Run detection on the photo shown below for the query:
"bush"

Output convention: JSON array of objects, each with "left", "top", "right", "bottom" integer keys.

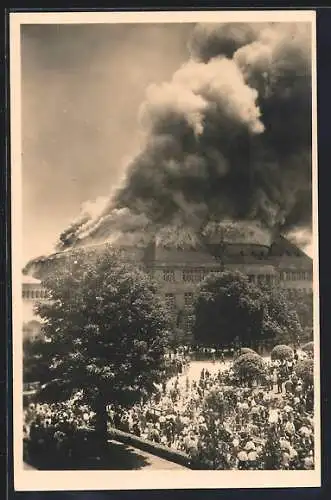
[
  {"left": 294, "top": 359, "right": 314, "bottom": 385},
  {"left": 235, "top": 347, "right": 257, "bottom": 359},
  {"left": 302, "top": 342, "right": 314, "bottom": 355},
  {"left": 270, "top": 344, "right": 294, "bottom": 361},
  {"left": 233, "top": 352, "right": 266, "bottom": 385}
]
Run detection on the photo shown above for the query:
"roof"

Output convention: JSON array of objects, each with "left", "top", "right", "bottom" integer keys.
[{"left": 270, "top": 235, "right": 312, "bottom": 261}]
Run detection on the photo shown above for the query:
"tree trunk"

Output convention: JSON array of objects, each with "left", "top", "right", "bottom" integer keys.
[{"left": 93, "top": 397, "right": 109, "bottom": 458}]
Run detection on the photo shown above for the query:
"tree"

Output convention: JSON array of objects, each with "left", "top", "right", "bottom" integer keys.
[
  {"left": 260, "top": 285, "right": 303, "bottom": 346},
  {"left": 233, "top": 352, "right": 267, "bottom": 386},
  {"left": 193, "top": 271, "right": 264, "bottom": 347},
  {"left": 294, "top": 359, "right": 314, "bottom": 386},
  {"left": 33, "top": 246, "right": 171, "bottom": 442},
  {"left": 302, "top": 341, "right": 314, "bottom": 356},
  {"left": 270, "top": 345, "right": 294, "bottom": 361},
  {"left": 234, "top": 347, "right": 257, "bottom": 359},
  {"left": 23, "top": 337, "right": 44, "bottom": 384},
  {"left": 287, "top": 290, "right": 313, "bottom": 330},
  {"left": 193, "top": 270, "right": 302, "bottom": 347}
]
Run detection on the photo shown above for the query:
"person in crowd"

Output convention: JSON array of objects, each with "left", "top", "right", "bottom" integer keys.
[
  {"left": 277, "top": 371, "right": 283, "bottom": 394},
  {"left": 24, "top": 345, "right": 314, "bottom": 471},
  {"left": 294, "top": 349, "right": 299, "bottom": 363}
]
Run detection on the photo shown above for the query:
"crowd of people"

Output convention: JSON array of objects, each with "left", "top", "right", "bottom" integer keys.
[{"left": 23, "top": 346, "right": 314, "bottom": 470}]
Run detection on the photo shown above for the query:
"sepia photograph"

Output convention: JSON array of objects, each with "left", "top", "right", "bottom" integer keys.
[{"left": 10, "top": 10, "right": 320, "bottom": 491}]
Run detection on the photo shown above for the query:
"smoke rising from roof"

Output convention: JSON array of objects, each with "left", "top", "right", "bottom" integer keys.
[{"left": 56, "top": 21, "right": 312, "bottom": 251}]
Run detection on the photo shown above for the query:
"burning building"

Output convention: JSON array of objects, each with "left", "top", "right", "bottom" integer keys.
[
  {"left": 22, "top": 22, "right": 314, "bottom": 342},
  {"left": 23, "top": 220, "right": 312, "bottom": 343}
]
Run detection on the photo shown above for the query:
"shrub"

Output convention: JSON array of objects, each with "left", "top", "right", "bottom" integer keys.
[
  {"left": 236, "top": 347, "right": 257, "bottom": 357},
  {"left": 270, "top": 344, "right": 294, "bottom": 361},
  {"left": 294, "top": 359, "right": 314, "bottom": 385},
  {"left": 302, "top": 341, "right": 314, "bottom": 355},
  {"left": 233, "top": 352, "right": 266, "bottom": 385}
]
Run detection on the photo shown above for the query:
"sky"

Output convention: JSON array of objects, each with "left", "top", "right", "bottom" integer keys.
[
  {"left": 21, "top": 23, "right": 192, "bottom": 262},
  {"left": 20, "top": 22, "right": 313, "bottom": 263}
]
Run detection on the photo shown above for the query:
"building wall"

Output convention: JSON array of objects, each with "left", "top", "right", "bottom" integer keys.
[
  {"left": 147, "top": 244, "right": 312, "bottom": 340},
  {"left": 22, "top": 282, "right": 48, "bottom": 340},
  {"left": 24, "top": 236, "right": 313, "bottom": 342}
]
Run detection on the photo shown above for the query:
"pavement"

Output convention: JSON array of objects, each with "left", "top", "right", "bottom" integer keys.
[
  {"left": 106, "top": 439, "right": 188, "bottom": 470},
  {"left": 23, "top": 439, "right": 188, "bottom": 471},
  {"left": 167, "top": 359, "right": 231, "bottom": 390}
]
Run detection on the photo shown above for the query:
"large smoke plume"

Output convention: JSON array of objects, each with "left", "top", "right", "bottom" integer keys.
[{"left": 56, "top": 21, "right": 312, "bottom": 251}]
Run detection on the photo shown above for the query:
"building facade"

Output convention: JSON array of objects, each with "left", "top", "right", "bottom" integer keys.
[
  {"left": 22, "top": 273, "right": 47, "bottom": 340},
  {"left": 23, "top": 227, "right": 313, "bottom": 344}
]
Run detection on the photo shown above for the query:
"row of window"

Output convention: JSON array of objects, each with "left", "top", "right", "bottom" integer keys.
[
  {"left": 285, "top": 288, "right": 312, "bottom": 296},
  {"left": 22, "top": 289, "right": 47, "bottom": 300},
  {"left": 163, "top": 268, "right": 312, "bottom": 283},
  {"left": 248, "top": 274, "right": 275, "bottom": 284},
  {"left": 163, "top": 268, "right": 219, "bottom": 283},
  {"left": 157, "top": 246, "right": 301, "bottom": 258},
  {"left": 279, "top": 271, "right": 312, "bottom": 281}
]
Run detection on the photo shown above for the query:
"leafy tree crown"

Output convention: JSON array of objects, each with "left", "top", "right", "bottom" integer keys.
[
  {"left": 270, "top": 344, "right": 294, "bottom": 361},
  {"left": 32, "top": 246, "right": 171, "bottom": 409}
]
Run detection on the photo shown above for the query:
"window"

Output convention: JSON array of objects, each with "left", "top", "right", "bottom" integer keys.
[
  {"left": 183, "top": 315, "right": 194, "bottom": 332},
  {"left": 165, "top": 293, "right": 176, "bottom": 311},
  {"left": 182, "top": 268, "right": 204, "bottom": 282},
  {"left": 163, "top": 269, "right": 175, "bottom": 282},
  {"left": 184, "top": 292, "right": 194, "bottom": 307}
]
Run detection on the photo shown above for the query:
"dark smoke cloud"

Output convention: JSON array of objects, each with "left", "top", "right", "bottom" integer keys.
[{"left": 56, "top": 21, "right": 312, "bottom": 251}]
